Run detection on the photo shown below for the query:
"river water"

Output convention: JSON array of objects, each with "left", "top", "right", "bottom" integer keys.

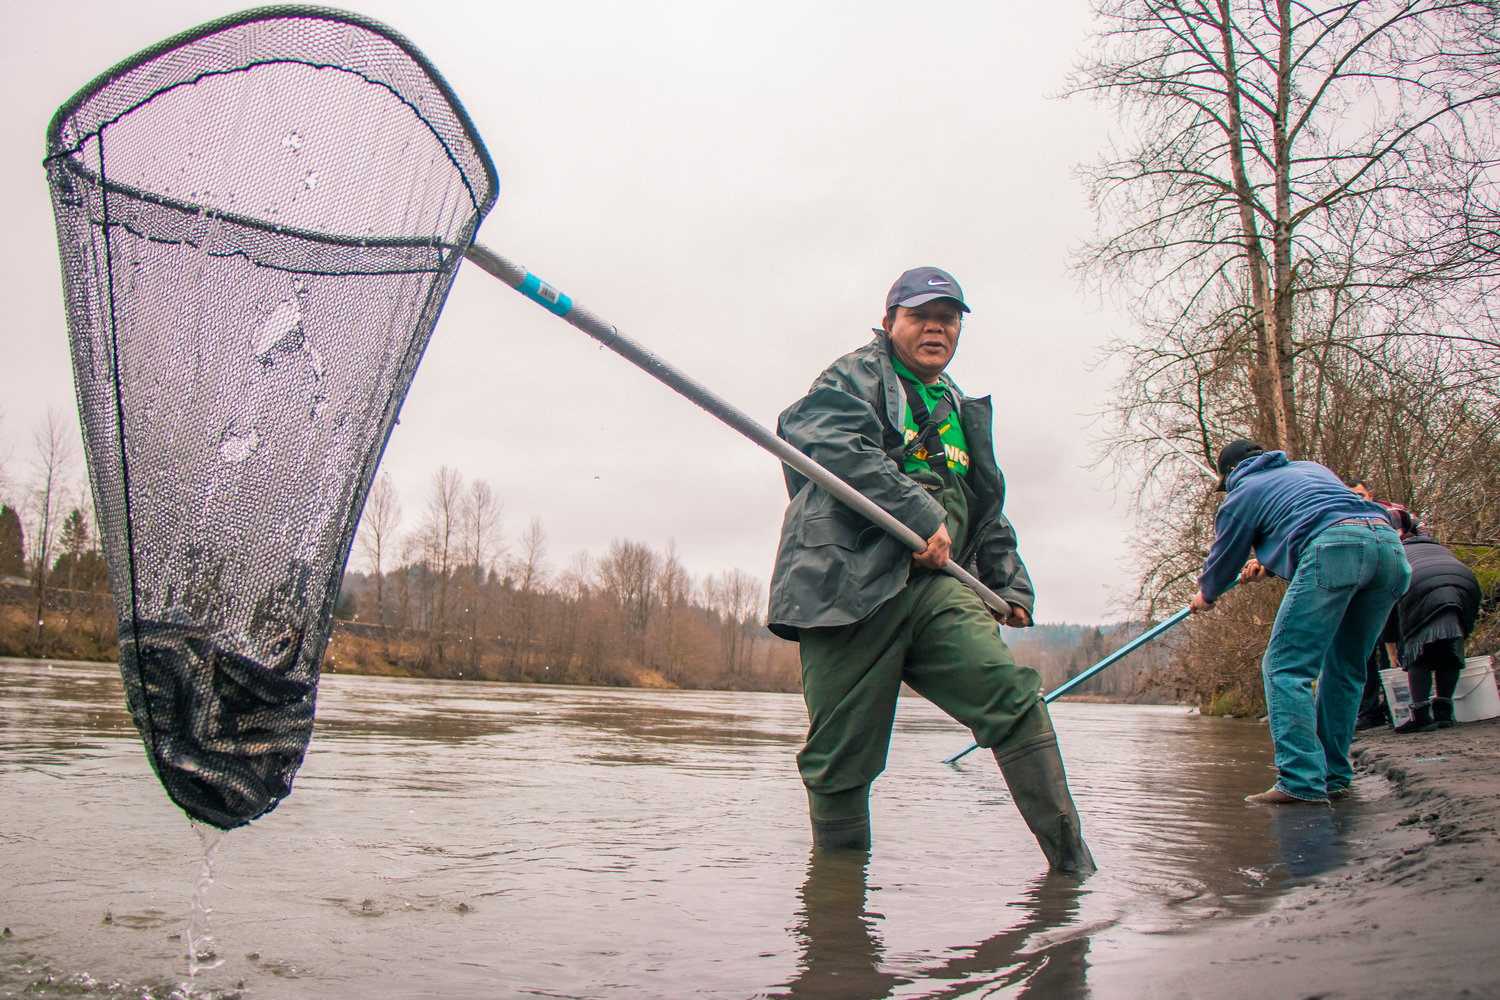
[{"left": 0, "top": 658, "right": 1384, "bottom": 999}]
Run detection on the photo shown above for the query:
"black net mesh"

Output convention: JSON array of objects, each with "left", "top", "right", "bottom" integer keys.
[{"left": 44, "top": 6, "right": 497, "bottom": 829}]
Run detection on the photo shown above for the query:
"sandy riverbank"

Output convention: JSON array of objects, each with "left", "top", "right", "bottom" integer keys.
[{"left": 1101, "top": 715, "right": 1500, "bottom": 999}]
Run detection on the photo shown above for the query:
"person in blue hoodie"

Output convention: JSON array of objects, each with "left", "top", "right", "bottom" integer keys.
[{"left": 1190, "top": 440, "right": 1411, "bottom": 804}]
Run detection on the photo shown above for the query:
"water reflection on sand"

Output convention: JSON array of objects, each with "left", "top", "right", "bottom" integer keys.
[{"left": 0, "top": 659, "right": 1374, "bottom": 998}]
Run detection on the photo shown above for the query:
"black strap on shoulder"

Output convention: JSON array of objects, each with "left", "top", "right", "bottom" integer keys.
[{"left": 899, "top": 377, "right": 954, "bottom": 477}]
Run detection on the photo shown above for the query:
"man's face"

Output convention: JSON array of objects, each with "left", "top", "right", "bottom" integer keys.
[
  {"left": 1351, "top": 483, "right": 1374, "bottom": 501},
  {"left": 882, "top": 300, "right": 963, "bottom": 383}
]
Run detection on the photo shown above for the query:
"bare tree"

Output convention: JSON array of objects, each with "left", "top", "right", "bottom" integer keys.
[
  {"left": 415, "top": 466, "right": 463, "bottom": 667},
  {"left": 27, "top": 412, "right": 76, "bottom": 646},
  {"left": 1117, "top": 321, "right": 1500, "bottom": 706},
  {"left": 459, "top": 478, "right": 502, "bottom": 672},
  {"left": 394, "top": 532, "right": 419, "bottom": 643},
  {"left": 1070, "top": 0, "right": 1500, "bottom": 452},
  {"left": 509, "top": 516, "right": 549, "bottom": 674},
  {"left": 708, "top": 568, "right": 764, "bottom": 680},
  {"left": 514, "top": 516, "right": 549, "bottom": 596},
  {"left": 597, "top": 539, "right": 660, "bottom": 634},
  {"left": 1071, "top": 1, "right": 1500, "bottom": 703},
  {"left": 655, "top": 542, "right": 693, "bottom": 684},
  {"left": 551, "top": 549, "right": 593, "bottom": 679},
  {"left": 356, "top": 472, "right": 402, "bottom": 638}
]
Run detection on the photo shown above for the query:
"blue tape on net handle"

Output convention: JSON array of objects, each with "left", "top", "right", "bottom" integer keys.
[{"left": 519, "top": 272, "right": 573, "bottom": 316}]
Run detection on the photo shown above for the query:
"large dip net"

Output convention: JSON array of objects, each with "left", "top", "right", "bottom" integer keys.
[{"left": 44, "top": 7, "right": 497, "bottom": 828}]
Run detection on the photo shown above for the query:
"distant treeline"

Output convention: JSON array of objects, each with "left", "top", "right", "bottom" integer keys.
[
  {"left": 331, "top": 466, "right": 1182, "bottom": 696},
  {"left": 328, "top": 546, "right": 799, "bottom": 691},
  {"left": 0, "top": 578, "right": 1175, "bottom": 708},
  {"left": 0, "top": 438, "right": 1174, "bottom": 699},
  {"left": 329, "top": 466, "right": 800, "bottom": 688}
]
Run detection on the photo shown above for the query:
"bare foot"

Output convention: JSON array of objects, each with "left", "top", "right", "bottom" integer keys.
[{"left": 1245, "top": 787, "right": 1327, "bottom": 805}]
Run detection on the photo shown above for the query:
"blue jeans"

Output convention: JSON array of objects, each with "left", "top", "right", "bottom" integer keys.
[{"left": 1263, "top": 522, "right": 1410, "bottom": 800}]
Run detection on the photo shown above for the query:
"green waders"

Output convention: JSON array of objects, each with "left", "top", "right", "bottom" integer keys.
[{"left": 797, "top": 473, "right": 1095, "bottom": 875}]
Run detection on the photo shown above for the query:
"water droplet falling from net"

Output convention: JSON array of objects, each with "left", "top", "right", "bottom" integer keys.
[
  {"left": 185, "top": 822, "right": 225, "bottom": 981},
  {"left": 43, "top": 8, "right": 497, "bottom": 828}
]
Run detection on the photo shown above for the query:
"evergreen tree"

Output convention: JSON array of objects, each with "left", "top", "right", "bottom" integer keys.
[
  {"left": 55, "top": 509, "right": 88, "bottom": 591},
  {"left": 0, "top": 505, "right": 24, "bottom": 577}
]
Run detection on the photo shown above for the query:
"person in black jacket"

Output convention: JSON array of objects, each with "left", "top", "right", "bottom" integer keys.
[
  {"left": 1391, "top": 531, "right": 1483, "bottom": 732},
  {"left": 1344, "top": 479, "right": 1418, "bottom": 730}
]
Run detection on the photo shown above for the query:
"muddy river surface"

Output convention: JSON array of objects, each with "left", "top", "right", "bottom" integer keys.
[{"left": 0, "top": 658, "right": 1383, "bottom": 999}]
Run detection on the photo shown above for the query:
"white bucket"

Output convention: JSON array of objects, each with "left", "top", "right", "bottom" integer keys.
[
  {"left": 1381, "top": 668, "right": 1413, "bottom": 728},
  {"left": 1456, "top": 655, "right": 1500, "bottom": 723},
  {"left": 1380, "top": 657, "right": 1499, "bottom": 726}
]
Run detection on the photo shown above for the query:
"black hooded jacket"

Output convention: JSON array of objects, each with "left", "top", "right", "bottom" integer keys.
[{"left": 1397, "top": 534, "right": 1482, "bottom": 646}]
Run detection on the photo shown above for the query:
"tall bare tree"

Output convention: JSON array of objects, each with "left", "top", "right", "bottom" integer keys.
[
  {"left": 655, "top": 542, "right": 693, "bottom": 684},
  {"left": 1070, "top": 0, "right": 1500, "bottom": 452},
  {"left": 509, "top": 516, "right": 549, "bottom": 673},
  {"left": 552, "top": 550, "right": 593, "bottom": 678},
  {"left": 416, "top": 466, "right": 463, "bottom": 666},
  {"left": 27, "top": 412, "right": 76, "bottom": 645},
  {"left": 514, "top": 517, "right": 548, "bottom": 593},
  {"left": 394, "top": 533, "right": 419, "bottom": 645},
  {"left": 1071, "top": 0, "right": 1500, "bottom": 705},
  {"left": 356, "top": 472, "right": 402, "bottom": 638},
  {"left": 597, "top": 539, "right": 660, "bottom": 634},
  {"left": 708, "top": 568, "right": 763, "bottom": 680},
  {"left": 459, "top": 478, "right": 502, "bottom": 672}
]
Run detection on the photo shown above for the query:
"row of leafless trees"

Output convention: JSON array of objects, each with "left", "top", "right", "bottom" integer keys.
[
  {"left": 0, "top": 409, "right": 90, "bottom": 650},
  {"left": 345, "top": 467, "right": 800, "bottom": 689},
  {"left": 0, "top": 406, "right": 797, "bottom": 687},
  {"left": 1072, "top": 0, "right": 1500, "bottom": 711},
  {"left": 1, "top": 406, "right": 1197, "bottom": 700}
]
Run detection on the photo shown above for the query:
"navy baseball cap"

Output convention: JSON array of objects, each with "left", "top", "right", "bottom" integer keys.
[
  {"left": 1214, "top": 439, "right": 1264, "bottom": 491},
  {"left": 885, "top": 267, "right": 970, "bottom": 313}
]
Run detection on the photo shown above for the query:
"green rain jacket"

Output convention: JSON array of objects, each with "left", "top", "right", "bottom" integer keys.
[{"left": 767, "top": 333, "right": 1034, "bottom": 640}]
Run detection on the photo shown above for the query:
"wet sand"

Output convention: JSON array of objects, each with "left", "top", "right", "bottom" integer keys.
[{"left": 1103, "top": 715, "right": 1500, "bottom": 999}]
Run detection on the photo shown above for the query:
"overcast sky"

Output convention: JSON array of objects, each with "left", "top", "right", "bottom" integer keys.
[{"left": 1, "top": 0, "right": 1145, "bottom": 625}]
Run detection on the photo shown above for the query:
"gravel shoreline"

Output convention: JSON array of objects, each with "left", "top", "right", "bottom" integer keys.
[{"left": 1099, "top": 715, "right": 1500, "bottom": 999}]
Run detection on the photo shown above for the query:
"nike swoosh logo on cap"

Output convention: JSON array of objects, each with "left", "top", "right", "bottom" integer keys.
[{"left": 927, "top": 279, "right": 950, "bottom": 286}]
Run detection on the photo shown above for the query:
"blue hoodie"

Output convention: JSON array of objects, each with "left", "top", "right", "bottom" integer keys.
[{"left": 1198, "top": 452, "right": 1394, "bottom": 602}]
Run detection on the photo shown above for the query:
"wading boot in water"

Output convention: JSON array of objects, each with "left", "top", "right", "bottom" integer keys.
[
  {"left": 808, "top": 785, "right": 872, "bottom": 850},
  {"left": 1394, "top": 700, "right": 1436, "bottom": 734},
  {"left": 993, "top": 735, "right": 1096, "bottom": 877},
  {"left": 1432, "top": 696, "right": 1456, "bottom": 729}
]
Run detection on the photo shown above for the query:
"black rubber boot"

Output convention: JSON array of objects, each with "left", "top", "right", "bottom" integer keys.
[
  {"left": 993, "top": 734, "right": 1097, "bottom": 877},
  {"left": 1394, "top": 700, "right": 1436, "bottom": 734},
  {"left": 1432, "top": 696, "right": 1456, "bottom": 729},
  {"left": 808, "top": 785, "right": 872, "bottom": 851}
]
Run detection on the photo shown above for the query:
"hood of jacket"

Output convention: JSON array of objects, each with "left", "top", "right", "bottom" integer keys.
[{"left": 1225, "top": 449, "right": 1290, "bottom": 490}]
